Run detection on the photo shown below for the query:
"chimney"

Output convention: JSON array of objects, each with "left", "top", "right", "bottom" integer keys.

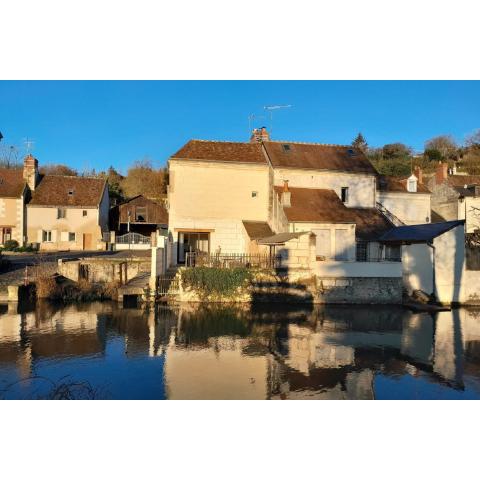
[
  {"left": 250, "top": 126, "right": 270, "bottom": 143},
  {"left": 435, "top": 161, "right": 448, "bottom": 185},
  {"left": 413, "top": 166, "right": 423, "bottom": 184},
  {"left": 23, "top": 154, "right": 39, "bottom": 191},
  {"left": 281, "top": 180, "right": 291, "bottom": 207}
]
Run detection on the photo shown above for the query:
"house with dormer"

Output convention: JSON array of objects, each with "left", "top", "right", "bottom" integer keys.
[{"left": 23, "top": 156, "right": 109, "bottom": 251}]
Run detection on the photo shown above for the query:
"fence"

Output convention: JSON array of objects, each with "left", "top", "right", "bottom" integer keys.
[
  {"left": 185, "top": 252, "right": 279, "bottom": 269},
  {"left": 157, "top": 275, "right": 180, "bottom": 296},
  {"left": 116, "top": 232, "right": 151, "bottom": 245}
]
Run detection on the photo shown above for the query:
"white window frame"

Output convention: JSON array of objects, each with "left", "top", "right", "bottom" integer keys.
[{"left": 43, "top": 230, "right": 52, "bottom": 242}]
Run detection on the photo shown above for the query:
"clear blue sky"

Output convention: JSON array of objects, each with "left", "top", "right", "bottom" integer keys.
[{"left": 1, "top": 81, "right": 478, "bottom": 173}]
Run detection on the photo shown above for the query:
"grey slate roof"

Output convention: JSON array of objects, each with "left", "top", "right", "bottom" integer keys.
[{"left": 379, "top": 220, "right": 464, "bottom": 244}]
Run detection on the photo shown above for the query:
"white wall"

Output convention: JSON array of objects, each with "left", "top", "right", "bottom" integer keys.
[
  {"left": 273, "top": 168, "right": 376, "bottom": 208},
  {"left": 377, "top": 192, "right": 431, "bottom": 225},
  {"left": 314, "top": 261, "right": 402, "bottom": 278},
  {"left": 402, "top": 244, "right": 434, "bottom": 294},
  {"left": 458, "top": 196, "right": 480, "bottom": 233}
]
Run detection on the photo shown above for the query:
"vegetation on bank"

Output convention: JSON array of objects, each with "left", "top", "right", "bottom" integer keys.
[
  {"left": 0, "top": 239, "right": 38, "bottom": 253},
  {"left": 180, "top": 267, "right": 252, "bottom": 298}
]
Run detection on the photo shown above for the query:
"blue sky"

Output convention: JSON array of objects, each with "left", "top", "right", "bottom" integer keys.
[{"left": 0, "top": 81, "right": 478, "bottom": 173}]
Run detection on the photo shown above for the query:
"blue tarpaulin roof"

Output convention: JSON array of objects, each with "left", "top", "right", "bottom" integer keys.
[{"left": 379, "top": 220, "right": 464, "bottom": 244}]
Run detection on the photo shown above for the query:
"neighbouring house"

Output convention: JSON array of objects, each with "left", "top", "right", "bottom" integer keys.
[
  {"left": 26, "top": 167, "right": 109, "bottom": 251},
  {"left": 110, "top": 194, "right": 168, "bottom": 237},
  {"left": 0, "top": 161, "right": 31, "bottom": 245},
  {"left": 376, "top": 167, "right": 432, "bottom": 225},
  {"left": 427, "top": 161, "right": 480, "bottom": 232}
]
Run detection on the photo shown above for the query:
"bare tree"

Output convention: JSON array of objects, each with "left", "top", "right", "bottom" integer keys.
[{"left": 424, "top": 135, "right": 458, "bottom": 160}]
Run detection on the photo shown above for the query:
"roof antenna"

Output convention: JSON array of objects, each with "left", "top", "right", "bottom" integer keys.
[
  {"left": 264, "top": 105, "right": 292, "bottom": 134},
  {"left": 23, "top": 137, "right": 35, "bottom": 154}
]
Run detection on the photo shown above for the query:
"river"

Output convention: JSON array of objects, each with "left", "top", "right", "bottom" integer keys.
[{"left": 0, "top": 301, "right": 479, "bottom": 399}]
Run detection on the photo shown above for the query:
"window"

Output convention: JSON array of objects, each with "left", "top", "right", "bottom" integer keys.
[
  {"left": 251, "top": 191, "right": 258, "bottom": 198},
  {"left": 57, "top": 208, "right": 66, "bottom": 219},
  {"left": 385, "top": 245, "right": 401, "bottom": 262},
  {"left": 68, "top": 189, "right": 74, "bottom": 196},
  {"left": 82, "top": 210, "right": 88, "bottom": 217},
  {"left": 356, "top": 241, "right": 368, "bottom": 262},
  {"left": 42, "top": 230, "right": 52, "bottom": 242},
  {"left": 335, "top": 229, "right": 349, "bottom": 261},
  {"left": 347, "top": 148, "right": 357, "bottom": 157},
  {"left": 282, "top": 144, "right": 291, "bottom": 152},
  {"left": 68, "top": 232, "right": 76, "bottom": 242},
  {"left": 341, "top": 187, "right": 349, "bottom": 203},
  {"left": 135, "top": 207, "right": 147, "bottom": 222},
  {"left": 314, "top": 229, "right": 331, "bottom": 259}
]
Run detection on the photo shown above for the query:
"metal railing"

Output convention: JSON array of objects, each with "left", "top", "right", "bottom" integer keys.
[
  {"left": 375, "top": 201, "right": 405, "bottom": 226},
  {"left": 185, "top": 252, "right": 280, "bottom": 269},
  {"left": 116, "top": 232, "right": 151, "bottom": 245}
]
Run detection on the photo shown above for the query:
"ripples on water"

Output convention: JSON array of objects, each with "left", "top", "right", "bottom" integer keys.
[{"left": 0, "top": 301, "right": 479, "bottom": 399}]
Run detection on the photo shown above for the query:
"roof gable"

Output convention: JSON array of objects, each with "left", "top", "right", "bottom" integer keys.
[
  {"left": 378, "top": 175, "right": 430, "bottom": 194},
  {"left": 264, "top": 142, "right": 377, "bottom": 174}
]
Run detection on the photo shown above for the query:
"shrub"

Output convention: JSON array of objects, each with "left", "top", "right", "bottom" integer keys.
[
  {"left": 181, "top": 267, "right": 251, "bottom": 297},
  {"left": 3, "top": 239, "right": 19, "bottom": 251}
]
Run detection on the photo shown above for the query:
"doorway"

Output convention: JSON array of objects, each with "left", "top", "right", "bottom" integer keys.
[
  {"left": 83, "top": 233, "right": 93, "bottom": 250},
  {"left": 177, "top": 231, "right": 210, "bottom": 263}
]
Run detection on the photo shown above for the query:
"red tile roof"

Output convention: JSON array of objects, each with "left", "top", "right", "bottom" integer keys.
[
  {"left": 274, "top": 186, "right": 357, "bottom": 223},
  {"left": 264, "top": 142, "right": 377, "bottom": 174},
  {"left": 171, "top": 140, "right": 267, "bottom": 164},
  {"left": 0, "top": 168, "right": 26, "bottom": 198},
  {"left": 378, "top": 176, "right": 430, "bottom": 194},
  {"left": 28, "top": 175, "right": 106, "bottom": 207},
  {"left": 347, "top": 208, "right": 393, "bottom": 240}
]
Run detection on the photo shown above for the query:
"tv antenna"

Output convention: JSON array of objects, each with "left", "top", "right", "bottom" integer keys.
[
  {"left": 23, "top": 137, "right": 35, "bottom": 154},
  {"left": 263, "top": 104, "right": 292, "bottom": 133},
  {"left": 248, "top": 113, "right": 266, "bottom": 133}
]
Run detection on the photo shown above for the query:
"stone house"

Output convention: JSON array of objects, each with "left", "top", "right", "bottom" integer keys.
[
  {"left": 0, "top": 158, "right": 32, "bottom": 245},
  {"left": 427, "top": 161, "right": 480, "bottom": 233},
  {"left": 26, "top": 158, "right": 109, "bottom": 251}
]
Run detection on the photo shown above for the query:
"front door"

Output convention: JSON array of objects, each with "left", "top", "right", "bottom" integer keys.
[
  {"left": 83, "top": 233, "right": 93, "bottom": 250},
  {"left": 177, "top": 232, "right": 210, "bottom": 263}
]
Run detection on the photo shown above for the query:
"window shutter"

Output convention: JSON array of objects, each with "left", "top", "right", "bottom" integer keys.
[
  {"left": 37, "top": 230, "right": 43, "bottom": 243},
  {"left": 61, "top": 231, "right": 69, "bottom": 242},
  {"left": 314, "top": 229, "right": 331, "bottom": 258},
  {"left": 334, "top": 229, "right": 349, "bottom": 261},
  {"left": 51, "top": 230, "right": 57, "bottom": 242}
]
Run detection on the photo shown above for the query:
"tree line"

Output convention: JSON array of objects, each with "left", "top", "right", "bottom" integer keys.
[{"left": 352, "top": 129, "right": 480, "bottom": 176}]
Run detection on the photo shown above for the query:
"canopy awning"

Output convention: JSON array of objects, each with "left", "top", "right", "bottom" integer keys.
[
  {"left": 379, "top": 220, "right": 464, "bottom": 244},
  {"left": 257, "top": 231, "right": 311, "bottom": 246}
]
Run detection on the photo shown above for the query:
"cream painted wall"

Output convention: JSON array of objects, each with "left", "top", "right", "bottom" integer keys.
[
  {"left": 402, "top": 244, "right": 434, "bottom": 294},
  {"left": 169, "top": 160, "right": 271, "bottom": 221},
  {"left": 273, "top": 168, "right": 377, "bottom": 208},
  {"left": 377, "top": 192, "right": 431, "bottom": 225},
  {"left": 0, "top": 196, "right": 25, "bottom": 244},
  {"left": 27, "top": 206, "right": 104, "bottom": 250}
]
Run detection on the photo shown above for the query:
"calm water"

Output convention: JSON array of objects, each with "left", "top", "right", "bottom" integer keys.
[{"left": 0, "top": 301, "right": 479, "bottom": 399}]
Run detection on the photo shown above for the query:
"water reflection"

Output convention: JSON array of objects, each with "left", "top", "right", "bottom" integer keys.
[{"left": 0, "top": 301, "right": 480, "bottom": 399}]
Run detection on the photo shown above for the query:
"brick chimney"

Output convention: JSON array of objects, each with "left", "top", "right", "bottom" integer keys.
[
  {"left": 281, "top": 180, "right": 291, "bottom": 207},
  {"left": 23, "top": 154, "right": 39, "bottom": 191},
  {"left": 436, "top": 162, "right": 448, "bottom": 185},
  {"left": 413, "top": 166, "right": 423, "bottom": 184},
  {"left": 250, "top": 126, "right": 270, "bottom": 143}
]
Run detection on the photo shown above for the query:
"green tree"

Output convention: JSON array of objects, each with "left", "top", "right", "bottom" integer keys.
[{"left": 352, "top": 132, "right": 368, "bottom": 153}]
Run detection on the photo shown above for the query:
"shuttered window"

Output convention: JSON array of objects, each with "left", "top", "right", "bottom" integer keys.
[
  {"left": 314, "top": 229, "right": 331, "bottom": 258},
  {"left": 335, "top": 229, "right": 349, "bottom": 260}
]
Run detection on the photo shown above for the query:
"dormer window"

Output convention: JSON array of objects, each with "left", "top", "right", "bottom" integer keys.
[
  {"left": 282, "top": 144, "right": 291, "bottom": 152},
  {"left": 407, "top": 174, "right": 418, "bottom": 193}
]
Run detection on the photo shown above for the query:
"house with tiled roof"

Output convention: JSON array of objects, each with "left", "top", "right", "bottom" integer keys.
[
  {"left": 25, "top": 158, "right": 109, "bottom": 251},
  {"left": 167, "top": 127, "right": 407, "bottom": 267},
  {"left": 0, "top": 161, "right": 31, "bottom": 245}
]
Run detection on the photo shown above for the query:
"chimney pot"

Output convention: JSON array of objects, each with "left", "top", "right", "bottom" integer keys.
[
  {"left": 435, "top": 162, "right": 448, "bottom": 185},
  {"left": 23, "top": 154, "right": 39, "bottom": 191},
  {"left": 250, "top": 126, "right": 270, "bottom": 143}
]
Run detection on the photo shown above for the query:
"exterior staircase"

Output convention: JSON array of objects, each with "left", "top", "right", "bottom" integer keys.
[{"left": 376, "top": 201, "right": 405, "bottom": 227}]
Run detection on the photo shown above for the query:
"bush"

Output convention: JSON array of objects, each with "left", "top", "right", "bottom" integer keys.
[
  {"left": 3, "top": 239, "right": 19, "bottom": 251},
  {"left": 181, "top": 267, "right": 251, "bottom": 297}
]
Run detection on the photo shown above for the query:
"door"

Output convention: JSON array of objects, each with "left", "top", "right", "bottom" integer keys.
[
  {"left": 83, "top": 233, "right": 93, "bottom": 250},
  {"left": 177, "top": 232, "right": 210, "bottom": 264}
]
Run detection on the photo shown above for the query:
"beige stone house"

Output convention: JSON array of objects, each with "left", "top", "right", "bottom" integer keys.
[{"left": 26, "top": 158, "right": 109, "bottom": 251}]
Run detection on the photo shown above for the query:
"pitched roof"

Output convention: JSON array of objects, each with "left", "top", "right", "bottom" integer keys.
[
  {"left": 0, "top": 168, "right": 26, "bottom": 198},
  {"left": 116, "top": 194, "right": 168, "bottom": 225},
  {"left": 348, "top": 208, "right": 393, "bottom": 241},
  {"left": 171, "top": 140, "right": 266, "bottom": 164},
  {"left": 264, "top": 142, "right": 377, "bottom": 174},
  {"left": 274, "top": 186, "right": 357, "bottom": 223},
  {"left": 378, "top": 175, "right": 430, "bottom": 194},
  {"left": 242, "top": 221, "right": 274, "bottom": 240},
  {"left": 379, "top": 220, "right": 464, "bottom": 244},
  {"left": 257, "top": 231, "right": 311, "bottom": 245},
  {"left": 447, "top": 175, "right": 480, "bottom": 187},
  {"left": 28, "top": 175, "right": 106, "bottom": 208}
]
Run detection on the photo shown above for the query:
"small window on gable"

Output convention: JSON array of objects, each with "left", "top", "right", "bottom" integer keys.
[
  {"left": 135, "top": 207, "right": 147, "bottom": 222},
  {"left": 251, "top": 191, "right": 258, "bottom": 198},
  {"left": 82, "top": 210, "right": 87, "bottom": 217},
  {"left": 57, "top": 208, "right": 66, "bottom": 219},
  {"left": 341, "top": 187, "right": 349, "bottom": 203}
]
